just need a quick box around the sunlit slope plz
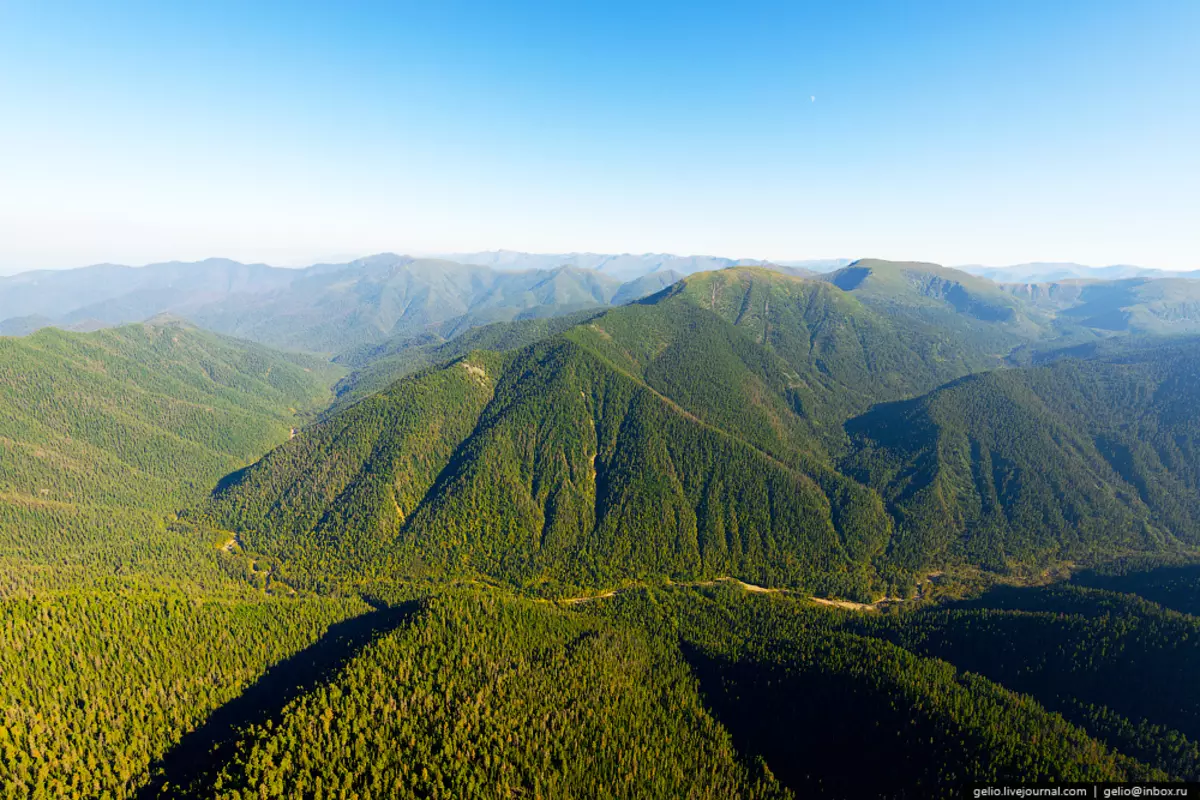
[845,339,1200,572]
[198,339,889,597]
[569,267,997,443]
[199,591,789,800]
[204,352,505,569]
[330,309,604,409]
[823,259,1066,347]
[0,320,343,587]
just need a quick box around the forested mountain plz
[186,257,636,353]
[149,582,1200,799]
[573,267,998,433]
[8,253,1200,356]
[8,259,1200,798]
[965,262,1200,283]
[330,309,606,407]
[1000,277,1200,334]
[845,338,1200,573]
[329,260,1200,421]
[1,590,369,798]
[821,259,1062,347]
[0,259,294,330]
[193,267,1200,601]
[601,585,1170,792]
[444,250,857,278]
[442,250,769,280]
[0,320,342,592]
[0,255,681,353]
[187,591,788,800]
[335,265,1011,456]
[195,339,885,597]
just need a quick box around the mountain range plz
[180,265,1200,602]
[8,253,1200,798]
[4,251,1199,355]
[441,250,855,280]
[962,262,1200,283]
[0,255,682,352]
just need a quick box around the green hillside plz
[196,269,1200,598]
[0,320,343,591]
[9,267,1200,797]
[185,258,654,353]
[852,581,1200,780]
[573,267,998,436]
[329,264,1017,439]
[592,585,1161,795]
[197,340,884,598]
[326,264,1200,433]
[191,591,787,800]
[0,588,370,799]
[144,585,1180,800]
[845,339,1200,574]
[331,309,605,408]
[821,259,1078,351]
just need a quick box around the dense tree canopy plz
[5,264,1200,798]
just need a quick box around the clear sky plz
[0,0,1196,272]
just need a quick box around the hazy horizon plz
[0,250,1192,278]
[1,1,1196,273]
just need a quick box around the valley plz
[3,256,1200,798]
[5,0,1195,792]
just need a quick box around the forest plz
[3,261,1200,797]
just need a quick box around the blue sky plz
[0,0,1196,271]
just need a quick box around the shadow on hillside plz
[682,644,943,799]
[137,600,418,799]
[210,465,250,496]
[682,643,819,794]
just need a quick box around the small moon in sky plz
[811,96,816,102]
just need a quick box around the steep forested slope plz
[204,352,504,574]
[0,259,294,329]
[330,309,605,408]
[590,585,1160,797]
[1069,558,1200,616]
[845,340,1200,573]
[183,258,626,353]
[822,259,1079,350]
[856,582,1200,780]
[0,255,686,354]
[190,591,787,800]
[570,268,997,442]
[1002,278,1200,335]
[198,340,885,597]
[0,321,342,591]
[198,268,1200,598]
[9,260,1200,799]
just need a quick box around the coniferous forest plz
[4,260,1200,798]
